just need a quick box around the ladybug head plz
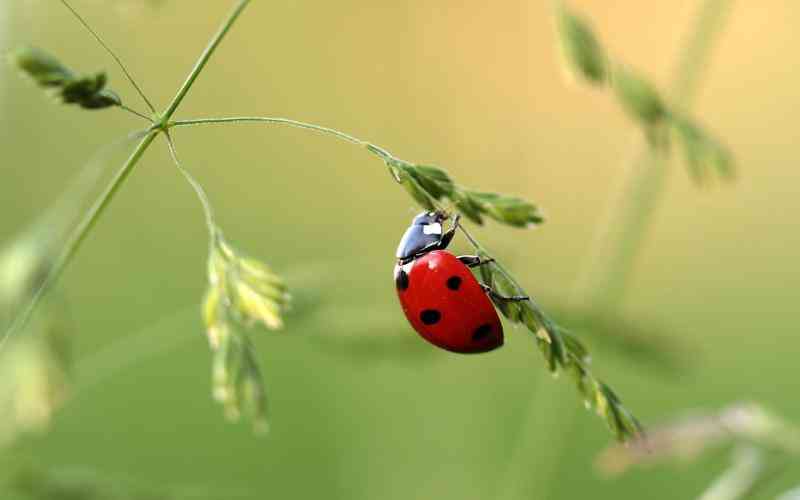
[396,211,449,261]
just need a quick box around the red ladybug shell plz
[394,250,503,353]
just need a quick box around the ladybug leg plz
[428,214,461,252]
[436,227,456,250]
[458,255,495,268]
[480,284,529,302]
[394,266,410,290]
[439,214,461,249]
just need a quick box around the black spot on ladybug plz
[420,309,441,325]
[446,276,462,291]
[472,323,492,341]
[395,268,409,291]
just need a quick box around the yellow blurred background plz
[1,1,799,499]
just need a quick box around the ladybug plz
[393,211,528,354]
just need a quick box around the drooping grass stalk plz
[456,224,560,337]
[494,2,736,499]
[1,0,252,348]
[170,118,421,183]
[170,117,424,176]
[170,117,367,145]
[163,132,218,236]
[167,117,376,250]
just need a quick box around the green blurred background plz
[1,1,799,498]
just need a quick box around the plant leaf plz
[611,64,666,126]
[407,164,455,199]
[555,3,607,84]
[9,46,75,87]
[672,114,735,183]
[9,47,122,111]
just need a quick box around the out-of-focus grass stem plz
[572,0,735,311]
[1,0,252,349]
[497,2,735,499]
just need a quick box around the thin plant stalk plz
[29,129,153,236]
[118,104,153,122]
[1,130,157,349]
[170,117,366,146]
[59,0,157,114]
[1,0,252,348]
[671,0,737,113]
[161,1,250,122]
[163,132,218,236]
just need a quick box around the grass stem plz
[1,0,253,350]
[59,0,157,114]
[170,116,367,146]
[161,1,251,123]
[1,131,158,349]
[118,104,153,122]
[163,132,218,236]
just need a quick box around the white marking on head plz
[423,222,442,235]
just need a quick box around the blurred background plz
[1,0,799,498]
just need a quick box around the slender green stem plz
[59,0,157,114]
[163,132,218,235]
[33,129,154,235]
[118,104,154,122]
[2,0,253,349]
[170,116,411,171]
[0,131,158,349]
[161,1,251,123]
[170,117,367,146]
[671,0,736,112]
